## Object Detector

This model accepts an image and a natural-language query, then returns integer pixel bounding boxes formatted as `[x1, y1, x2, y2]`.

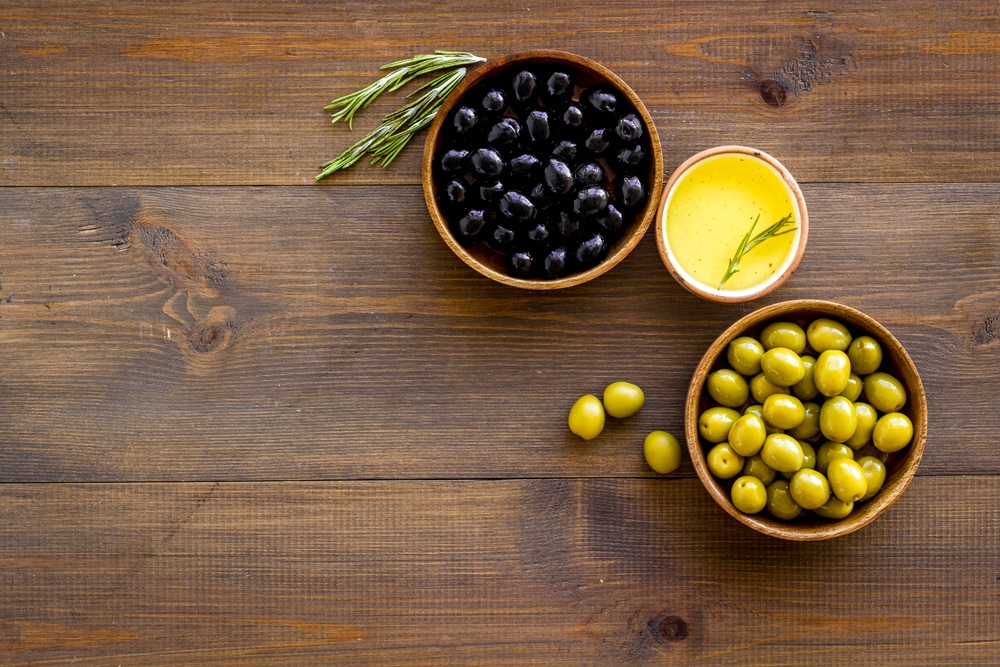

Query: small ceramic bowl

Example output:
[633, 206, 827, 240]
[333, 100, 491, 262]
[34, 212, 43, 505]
[686, 300, 927, 541]
[656, 146, 808, 303]
[423, 50, 664, 289]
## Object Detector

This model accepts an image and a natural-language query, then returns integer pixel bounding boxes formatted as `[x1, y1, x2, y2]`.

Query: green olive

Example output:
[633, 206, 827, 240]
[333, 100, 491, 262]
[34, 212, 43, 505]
[788, 401, 821, 440]
[858, 456, 887, 501]
[728, 413, 768, 457]
[819, 396, 858, 443]
[873, 412, 914, 453]
[731, 475, 768, 514]
[839, 374, 864, 402]
[762, 394, 806, 430]
[749, 373, 790, 404]
[760, 321, 807, 354]
[568, 394, 605, 440]
[760, 347, 806, 387]
[706, 369, 749, 408]
[706, 443, 745, 479]
[827, 458, 868, 502]
[814, 349, 852, 397]
[816, 441, 854, 475]
[698, 406, 742, 443]
[806, 318, 853, 352]
[760, 433, 804, 473]
[848, 336, 883, 375]
[845, 402, 878, 450]
[727, 336, 765, 376]
[743, 454, 777, 485]
[814, 497, 854, 519]
[603, 381, 645, 418]
[644, 430, 682, 474]
[766, 479, 802, 520]
[799, 440, 817, 471]
[864, 372, 907, 413]
[792, 355, 819, 400]
[789, 469, 831, 509]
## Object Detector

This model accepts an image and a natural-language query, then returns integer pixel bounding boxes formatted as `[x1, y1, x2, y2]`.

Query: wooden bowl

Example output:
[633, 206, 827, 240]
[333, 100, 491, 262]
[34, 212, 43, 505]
[686, 300, 927, 540]
[422, 50, 664, 289]
[656, 146, 808, 303]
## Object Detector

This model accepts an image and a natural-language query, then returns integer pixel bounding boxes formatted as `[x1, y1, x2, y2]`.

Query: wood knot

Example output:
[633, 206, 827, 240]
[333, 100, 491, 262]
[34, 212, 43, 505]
[648, 613, 690, 643]
[759, 79, 788, 107]
[972, 315, 1000, 346]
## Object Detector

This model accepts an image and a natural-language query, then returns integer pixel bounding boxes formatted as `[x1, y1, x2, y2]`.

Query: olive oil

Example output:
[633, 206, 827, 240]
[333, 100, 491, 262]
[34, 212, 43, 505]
[665, 153, 797, 292]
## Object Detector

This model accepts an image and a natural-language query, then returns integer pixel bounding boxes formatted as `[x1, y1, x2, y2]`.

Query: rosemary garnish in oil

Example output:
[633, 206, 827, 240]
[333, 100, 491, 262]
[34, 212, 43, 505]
[718, 213, 796, 288]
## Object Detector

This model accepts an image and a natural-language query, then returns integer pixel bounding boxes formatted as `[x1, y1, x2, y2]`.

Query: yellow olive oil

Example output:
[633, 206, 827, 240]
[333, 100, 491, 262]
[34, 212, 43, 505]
[665, 153, 797, 292]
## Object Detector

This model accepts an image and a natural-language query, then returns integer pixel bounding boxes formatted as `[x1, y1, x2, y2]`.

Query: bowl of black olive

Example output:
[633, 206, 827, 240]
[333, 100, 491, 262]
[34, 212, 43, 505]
[423, 50, 664, 289]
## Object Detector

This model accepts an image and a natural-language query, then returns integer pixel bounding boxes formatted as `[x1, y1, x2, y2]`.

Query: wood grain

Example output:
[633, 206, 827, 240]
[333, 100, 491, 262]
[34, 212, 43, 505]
[1, 478, 997, 665]
[1, 0, 998, 186]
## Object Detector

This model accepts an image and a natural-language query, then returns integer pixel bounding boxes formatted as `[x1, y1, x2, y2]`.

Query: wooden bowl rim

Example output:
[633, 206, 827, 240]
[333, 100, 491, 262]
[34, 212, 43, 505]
[685, 299, 927, 541]
[422, 50, 664, 290]
[655, 145, 809, 303]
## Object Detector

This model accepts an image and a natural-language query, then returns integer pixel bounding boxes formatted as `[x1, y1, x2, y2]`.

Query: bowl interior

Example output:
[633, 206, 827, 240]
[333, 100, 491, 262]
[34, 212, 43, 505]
[686, 300, 927, 540]
[423, 50, 664, 290]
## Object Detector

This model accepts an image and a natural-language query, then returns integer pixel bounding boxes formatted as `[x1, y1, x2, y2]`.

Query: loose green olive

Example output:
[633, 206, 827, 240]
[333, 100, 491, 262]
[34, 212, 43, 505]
[814, 349, 852, 397]
[760, 433, 804, 473]
[698, 406, 742, 443]
[731, 475, 768, 514]
[792, 355, 819, 400]
[749, 373, 790, 404]
[806, 318, 853, 352]
[743, 454, 777, 485]
[762, 394, 806, 430]
[706, 369, 749, 408]
[760, 347, 806, 387]
[819, 396, 858, 443]
[603, 381, 645, 418]
[858, 455, 887, 501]
[827, 457, 868, 502]
[839, 373, 864, 402]
[873, 412, 914, 452]
[568, 394, 605, 440]
[789, 468, 831, 509]
[644, 430, 681, 474]
[728, 413, 768, 457]
[864, 372, 907, 413]
[816, 441, 854, 475]
[727, 336, 765, 376]
[848, 336, 883, 375]
[788, 401, 821, 440]
[760, 321, 807, 354]
[814, 497, 854, 519]
[766, 479, 802, 520]
[706, 443, 745, 479]
[845, 402, 878, 450]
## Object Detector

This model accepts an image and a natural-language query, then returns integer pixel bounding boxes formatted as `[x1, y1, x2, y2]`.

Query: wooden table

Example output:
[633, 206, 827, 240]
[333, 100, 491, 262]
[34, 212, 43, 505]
[2, 1, 998, 664]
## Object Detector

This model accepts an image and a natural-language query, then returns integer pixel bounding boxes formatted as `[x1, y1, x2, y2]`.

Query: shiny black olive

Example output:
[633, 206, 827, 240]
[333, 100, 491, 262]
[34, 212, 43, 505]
[478, 180, 504, 204]
[614, 143, 648, 169]
[542, 71, 574, 107]
[574, 232, 607, 264]
[440, 148, 469, 173]
[470, 147, 504, 177]
[507, 248, 535, 278]
[543, 158, 574, 194]
[498, 191, 536, 222]
[529, 182, 557, 210]
[443, 179, 469, 208]
[454, 209, 487, 244]
[581, 85, 619, 118]
[594, 203, 624, 234]
[488, 222, 517, 252]
[613, 113, 643, 143]
[542, 246, 569, 279]
[572, 186, 609, 218]
[583, 128, 612, 156]
[526, 220, 552, 245]
[557, 103, 587, 138]
[453, 107, 479, 135]
[551, 140, 578, 162]
[487, 117, 521, 147]
[573, 162, 605, 187]
[553, 210, 583, 238]
[618, 174, 646, 209]
[480, 89, 507, 117]
[511, 70, 538, 105]
[508, 154, 542, 182]
[525, 110, 551, 143]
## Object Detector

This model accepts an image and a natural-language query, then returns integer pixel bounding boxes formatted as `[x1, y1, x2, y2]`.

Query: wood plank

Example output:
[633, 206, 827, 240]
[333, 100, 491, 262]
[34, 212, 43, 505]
[0, 183, 996, 482]
[1, 1, 998, 186]
[0, 478, 997, 665]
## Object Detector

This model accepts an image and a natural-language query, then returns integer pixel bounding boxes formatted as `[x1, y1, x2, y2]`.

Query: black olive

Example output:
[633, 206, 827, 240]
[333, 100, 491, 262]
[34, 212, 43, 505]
[511, 70, 538, 106]
[572, 186, 609, 218]
[581, 85, 619, 118]
[574, 232, 607, 265]
[541, 246, 569, 279]
[583, 128, 612, 156]
[488, 222, 517, 252]
[507, 248, 535, 278]
[556, 103, 587, 138]
[613, 113, 643, 143]
[594, 203, 624, 234]
[487, 117, 521, 147]
[573, 162, 605, 187]
[453, 107, 479, 135]
[498, 191, 537, 222]
[553, 210, 583, 238]
[508, 154, 542, 183]
[543, 158, 574, 194]
[551, 140, 578, 162]
[480, 89, 507, 117]
[542, 71, 574, 107]
[526, 220, 552, 245]
[478, 180, 505, 204]
[525, 110, 551, 144]
[470, 147, 504, 177]
[529, 182, 557, 210]
[614, 143, 648, 169]
[618, 174, 646, 209]
[440, 148, 469, 173]
[443, 179, 469, 208]
[454, 209, 487, 244]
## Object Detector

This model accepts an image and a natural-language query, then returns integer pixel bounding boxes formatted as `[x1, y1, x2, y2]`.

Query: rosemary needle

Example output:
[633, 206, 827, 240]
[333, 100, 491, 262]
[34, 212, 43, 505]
[718, 213, 796, 289]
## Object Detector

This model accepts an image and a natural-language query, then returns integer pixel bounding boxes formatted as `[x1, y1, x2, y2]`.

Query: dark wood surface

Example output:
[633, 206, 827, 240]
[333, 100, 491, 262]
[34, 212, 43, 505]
[1, 1, 998, 664]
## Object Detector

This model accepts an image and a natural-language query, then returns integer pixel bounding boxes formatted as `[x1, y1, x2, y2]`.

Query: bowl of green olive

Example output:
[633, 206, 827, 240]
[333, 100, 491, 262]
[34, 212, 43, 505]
[685, 299, 927, 541]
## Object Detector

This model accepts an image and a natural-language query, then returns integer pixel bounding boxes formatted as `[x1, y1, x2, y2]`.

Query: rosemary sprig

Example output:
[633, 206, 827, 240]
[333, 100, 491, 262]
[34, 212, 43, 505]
[718, 212, 796, 288]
